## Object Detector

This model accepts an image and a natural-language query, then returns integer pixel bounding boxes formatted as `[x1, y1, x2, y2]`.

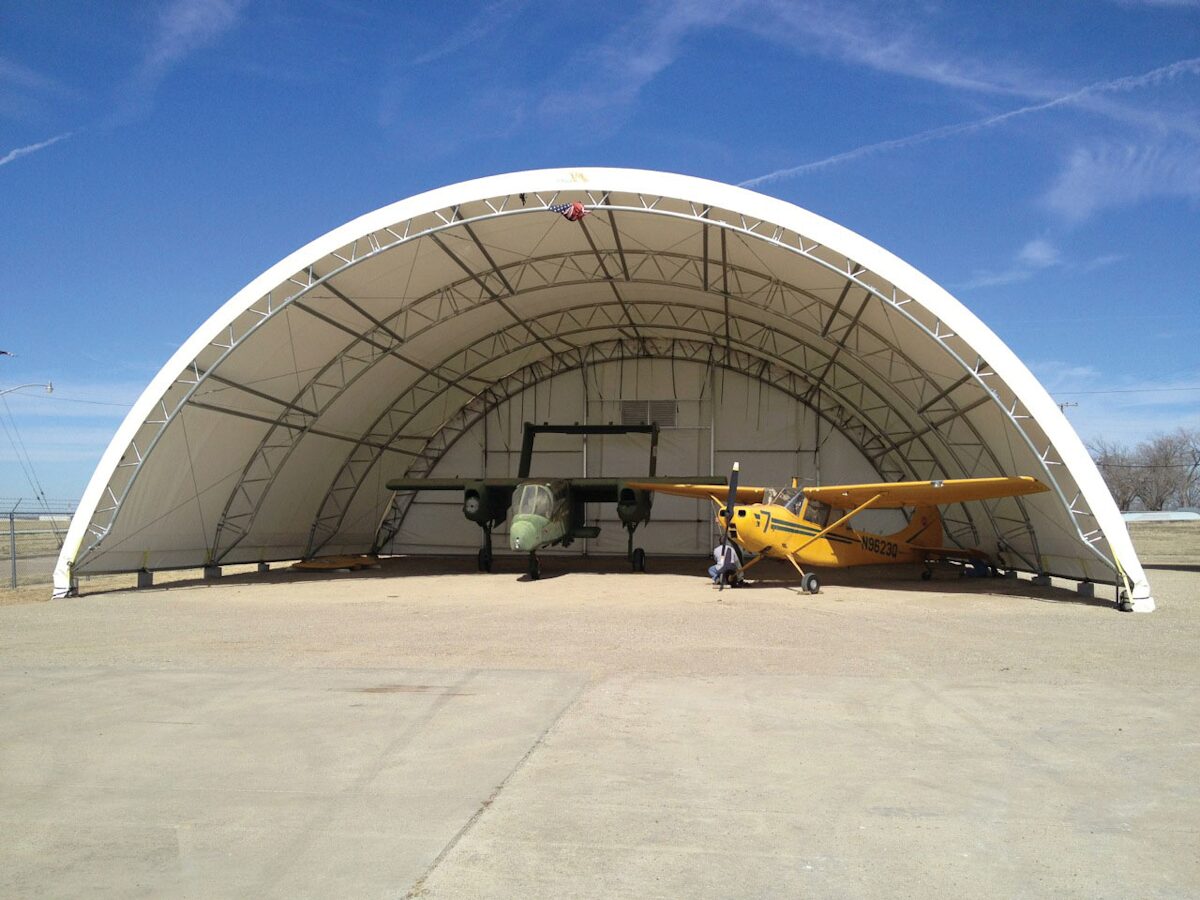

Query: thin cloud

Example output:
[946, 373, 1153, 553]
[0, 424, 128, 465]
[953, 239, 1122, 290]
[1016, 239, 1060, 268]
[0, 56, 70, 95]
[385, 0, 734, 150]
[1043, 139, 1200, 221]
[0, 55, 82, 119]
[1109, 0, 1200, 7]
[538, 0, 735, 120]
[113, 0, 247, 123]
[954, 241, 1057, 290]
[953, 269, 1037, 290]
[744, 0, 1052, 99]
[0, 132, 74, 168]
[143, 0, 247, 74]
[1079, 253, 1125, 272]
[1075, 404, 1200, 446]
[1027, 361, 1200, 443]
[538, 0, 1045, 126]
[741, 56, 1200, 187]
[411, 0, 528, 66]
[948, 239, 1060, 290]
[1029, 360, 1105, 388]
[395, 1, 1107, 156]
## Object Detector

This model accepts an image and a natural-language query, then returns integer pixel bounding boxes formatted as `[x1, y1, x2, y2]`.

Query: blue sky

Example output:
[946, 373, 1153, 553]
[2, 0, 1198, 501]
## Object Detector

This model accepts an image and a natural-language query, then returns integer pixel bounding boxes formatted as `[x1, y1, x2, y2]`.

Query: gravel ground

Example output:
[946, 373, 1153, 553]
[1, 556, 1195, 682]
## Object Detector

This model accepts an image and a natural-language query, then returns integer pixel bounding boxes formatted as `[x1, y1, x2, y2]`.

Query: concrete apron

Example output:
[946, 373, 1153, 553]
[0, 667, 585, 899]
[2, 667, 1196, 898]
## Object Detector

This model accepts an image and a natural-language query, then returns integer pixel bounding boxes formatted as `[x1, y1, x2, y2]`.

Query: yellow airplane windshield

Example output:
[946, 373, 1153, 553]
[765, 486, 804, 512]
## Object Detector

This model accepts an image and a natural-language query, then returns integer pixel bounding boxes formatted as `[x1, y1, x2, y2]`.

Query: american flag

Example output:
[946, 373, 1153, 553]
[548, 201, 589, 221]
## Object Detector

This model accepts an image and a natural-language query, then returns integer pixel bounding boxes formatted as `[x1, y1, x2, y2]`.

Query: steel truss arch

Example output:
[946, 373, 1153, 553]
[54, 167, 1151, 610]
[73, 205, 1032, 571]
[209, 251, 1026, 564]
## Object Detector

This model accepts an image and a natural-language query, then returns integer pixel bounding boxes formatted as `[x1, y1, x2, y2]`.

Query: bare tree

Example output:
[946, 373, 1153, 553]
[1177, 427, 1200, 508]
[1136, 430, 1192, 510]
[1089, 438, 1142, 510]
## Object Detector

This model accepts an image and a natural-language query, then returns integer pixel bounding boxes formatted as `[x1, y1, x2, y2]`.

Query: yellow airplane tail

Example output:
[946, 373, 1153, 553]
[899, 507, 941, 548]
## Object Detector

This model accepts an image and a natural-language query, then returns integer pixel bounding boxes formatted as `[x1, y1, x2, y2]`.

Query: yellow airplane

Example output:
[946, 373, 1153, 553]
[628, 465, 1050, 593]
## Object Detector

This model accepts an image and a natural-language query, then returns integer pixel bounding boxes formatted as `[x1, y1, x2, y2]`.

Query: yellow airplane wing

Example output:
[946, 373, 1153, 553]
[625, 482, 768, 504]
[804, 476, 1049, 509]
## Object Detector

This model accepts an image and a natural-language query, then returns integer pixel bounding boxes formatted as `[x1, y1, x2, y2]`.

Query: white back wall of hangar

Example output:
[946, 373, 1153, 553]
[388, 358, 906, 556]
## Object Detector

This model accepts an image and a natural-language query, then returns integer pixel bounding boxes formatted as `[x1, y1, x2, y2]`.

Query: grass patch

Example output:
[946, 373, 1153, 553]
[1127, 521, 1200, 567]
[0, 518, 67, 562]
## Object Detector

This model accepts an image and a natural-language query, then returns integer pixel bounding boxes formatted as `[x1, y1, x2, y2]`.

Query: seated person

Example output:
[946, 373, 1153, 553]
[708, 542, 743, 586]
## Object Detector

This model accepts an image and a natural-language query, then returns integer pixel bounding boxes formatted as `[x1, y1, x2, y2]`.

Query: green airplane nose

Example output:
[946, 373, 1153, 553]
[509, 518, 539, 551]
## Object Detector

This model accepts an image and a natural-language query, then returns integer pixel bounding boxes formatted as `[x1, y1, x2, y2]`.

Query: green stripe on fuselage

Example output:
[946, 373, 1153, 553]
[759, 513, 857, 545]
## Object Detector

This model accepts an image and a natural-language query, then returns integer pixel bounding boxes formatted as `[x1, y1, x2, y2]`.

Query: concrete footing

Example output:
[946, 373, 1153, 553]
[1031, 574, 1051, 587]
[203, 565, 221, 580]
[257, 562, 270, 573]
[136, 570, 153, 589]
[1076, 581, 1094, 598]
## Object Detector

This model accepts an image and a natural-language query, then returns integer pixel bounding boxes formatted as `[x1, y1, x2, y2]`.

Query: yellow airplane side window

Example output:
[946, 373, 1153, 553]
[804, 499, 831, 526]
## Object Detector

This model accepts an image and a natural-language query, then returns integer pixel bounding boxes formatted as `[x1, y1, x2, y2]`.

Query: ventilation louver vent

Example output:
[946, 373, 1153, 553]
[620, 400, 677, 427]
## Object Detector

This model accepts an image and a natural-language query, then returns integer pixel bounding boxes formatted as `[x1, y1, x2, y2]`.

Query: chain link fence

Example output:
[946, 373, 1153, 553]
[1, 498, 76, 589]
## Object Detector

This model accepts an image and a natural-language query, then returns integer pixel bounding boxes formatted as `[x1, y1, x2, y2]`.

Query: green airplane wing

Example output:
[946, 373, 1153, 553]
[385, 477, 521, 492]
[569, 475, 725, 504]
[386, 477, 523, 527]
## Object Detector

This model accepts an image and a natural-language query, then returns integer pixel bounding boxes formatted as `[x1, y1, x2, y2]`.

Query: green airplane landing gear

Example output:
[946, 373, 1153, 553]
[625, 524, 646, 572]
[478, 527, 494, 572]
[527, 553, 541, 581]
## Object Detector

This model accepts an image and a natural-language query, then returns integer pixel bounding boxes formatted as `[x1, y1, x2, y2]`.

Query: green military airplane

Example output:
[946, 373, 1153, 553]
[386, 423, 724, 580]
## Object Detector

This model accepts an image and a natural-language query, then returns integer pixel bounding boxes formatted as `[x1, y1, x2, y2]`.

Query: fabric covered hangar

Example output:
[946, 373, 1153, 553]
[53, 168, 1154, 611]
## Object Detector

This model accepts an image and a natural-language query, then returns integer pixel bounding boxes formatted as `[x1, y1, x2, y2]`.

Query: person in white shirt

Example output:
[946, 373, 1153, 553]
[708, 541, 742, 585]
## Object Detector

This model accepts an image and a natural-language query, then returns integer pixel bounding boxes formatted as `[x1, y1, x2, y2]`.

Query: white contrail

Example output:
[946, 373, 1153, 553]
[0, 132, 73, 168]
[741, 57, 1200, 187]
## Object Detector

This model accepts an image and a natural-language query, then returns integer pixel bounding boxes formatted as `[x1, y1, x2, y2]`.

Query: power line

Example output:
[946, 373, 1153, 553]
[1095, 461, 1198, 469]
[43, 394, 132, 408]
[1057, 386, 1200, 396]
[0, 395, 62, 537]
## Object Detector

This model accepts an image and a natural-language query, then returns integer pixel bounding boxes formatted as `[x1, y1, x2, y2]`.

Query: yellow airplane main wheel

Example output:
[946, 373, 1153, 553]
[801, 572, 820, 594]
